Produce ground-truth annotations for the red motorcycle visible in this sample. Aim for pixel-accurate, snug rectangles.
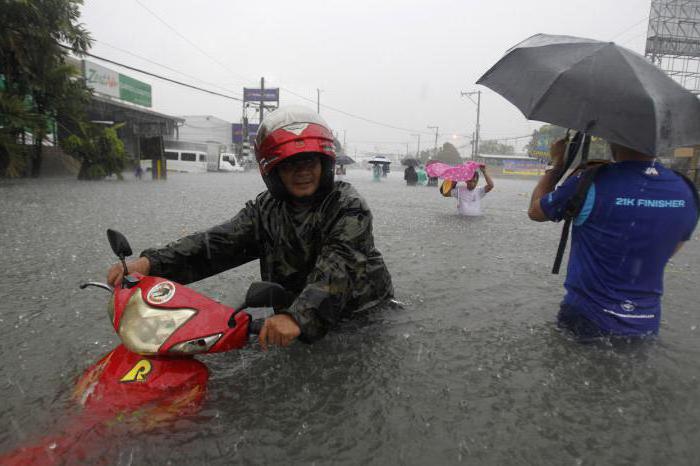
[2,229,286,465]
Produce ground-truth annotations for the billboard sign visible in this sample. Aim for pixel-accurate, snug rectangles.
[529,133,555,158]
[83,60,152,107]
[84,60,120,99]
[232,123,260,144]
[646,1,700,58]
[119,74,152,107]
[243,88,279,103]
[503,160,545,176]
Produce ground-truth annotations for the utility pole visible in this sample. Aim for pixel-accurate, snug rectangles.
[412,133,421,157]
[343,130,347,149]
[316,88,322,114]
[461,90,481,158]
[260,77,265,124]
[427,126,439,157]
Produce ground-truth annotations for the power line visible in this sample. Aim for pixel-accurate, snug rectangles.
[133,0,252,87]
[95,39,242,97]
[279,86,434,135]
[610,16,650,42]
[60,45,243,102]
[132,0,434,136]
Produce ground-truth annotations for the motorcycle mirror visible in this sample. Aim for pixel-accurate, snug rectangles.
[244,281,288,308]
[107,229,133,258]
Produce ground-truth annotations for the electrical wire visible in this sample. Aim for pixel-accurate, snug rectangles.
[59,45,243,102]
[95,39,242,97]
[132,0,435,136]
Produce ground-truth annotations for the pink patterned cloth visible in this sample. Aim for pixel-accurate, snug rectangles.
[425,161,481,182]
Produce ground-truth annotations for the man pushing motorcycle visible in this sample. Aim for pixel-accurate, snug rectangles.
[107,106,394,349]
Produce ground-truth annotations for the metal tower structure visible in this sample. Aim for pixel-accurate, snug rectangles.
[645,0,700,94]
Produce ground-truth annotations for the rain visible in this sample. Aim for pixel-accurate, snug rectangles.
[1,0,700,465]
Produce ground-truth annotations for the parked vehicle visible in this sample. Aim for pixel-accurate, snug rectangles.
[140,149,208,173]
[219,152,245,172]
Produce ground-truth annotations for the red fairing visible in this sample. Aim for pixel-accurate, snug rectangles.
[0,345,208,465]
[113,275,250,354]
[255,122,336,175]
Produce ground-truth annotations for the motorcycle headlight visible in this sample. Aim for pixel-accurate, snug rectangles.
[119,291,196,355]
[169,333,223,354]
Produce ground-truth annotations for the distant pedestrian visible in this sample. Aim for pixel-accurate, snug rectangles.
[448,165,494,216]
[416,166,428,186]
[404,166,418,186]
[134,165,144,179]
[372,164,382,182]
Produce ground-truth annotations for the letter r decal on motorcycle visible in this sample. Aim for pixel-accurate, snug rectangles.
[120,360,152,383]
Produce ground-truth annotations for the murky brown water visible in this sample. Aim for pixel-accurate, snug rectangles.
[1,169,699,464]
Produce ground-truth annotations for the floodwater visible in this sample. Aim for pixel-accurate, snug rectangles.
[0,169,699,465]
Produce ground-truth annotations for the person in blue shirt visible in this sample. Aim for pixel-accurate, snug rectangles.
[528,139,698,339]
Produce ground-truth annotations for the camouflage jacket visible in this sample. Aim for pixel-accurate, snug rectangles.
[141,181,394,342]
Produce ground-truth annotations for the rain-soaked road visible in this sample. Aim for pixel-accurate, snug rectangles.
[1,169,699,464]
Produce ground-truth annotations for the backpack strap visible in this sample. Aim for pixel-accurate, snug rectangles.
[551,164,605,274]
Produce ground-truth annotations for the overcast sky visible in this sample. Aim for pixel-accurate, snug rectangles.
[80,0,653,155]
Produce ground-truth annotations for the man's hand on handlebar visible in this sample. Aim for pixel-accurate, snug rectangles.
[107,256,151,288]
[258,314,301,351]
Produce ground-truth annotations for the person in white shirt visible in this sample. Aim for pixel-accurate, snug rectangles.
[451,165,494,216]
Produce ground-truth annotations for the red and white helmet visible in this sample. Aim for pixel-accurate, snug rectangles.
[254,106,337,199]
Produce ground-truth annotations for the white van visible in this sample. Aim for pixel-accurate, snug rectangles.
[219,153,245,172]
[141,150,208,173]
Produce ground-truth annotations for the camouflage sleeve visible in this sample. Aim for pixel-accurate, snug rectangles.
[140,201,261,284]
[285,199,375,342]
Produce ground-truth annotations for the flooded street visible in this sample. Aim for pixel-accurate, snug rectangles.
[1,170,699,465]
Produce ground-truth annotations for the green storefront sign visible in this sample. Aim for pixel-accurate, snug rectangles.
[84,60,152,108]
[119,74,151,107]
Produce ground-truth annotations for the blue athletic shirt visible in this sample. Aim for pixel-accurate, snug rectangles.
[540,161,698,336]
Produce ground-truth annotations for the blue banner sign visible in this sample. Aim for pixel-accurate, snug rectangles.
[232,123,260,144]
[243,88,279,103]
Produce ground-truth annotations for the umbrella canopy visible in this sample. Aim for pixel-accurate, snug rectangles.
[368,156,391,164]
[476,34,700,156]
[401,157,421,167]
[336,154,355,165]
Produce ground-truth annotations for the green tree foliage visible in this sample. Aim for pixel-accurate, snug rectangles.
[417,149,433,163]
[63,123,127,180]
[527,124,610,160]
[0,0,92,177]
[479,139,514,155]
[435,142,461,164]
[0,93,40,177]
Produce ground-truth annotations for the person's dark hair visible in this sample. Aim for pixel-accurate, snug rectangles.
[609,143,654,159]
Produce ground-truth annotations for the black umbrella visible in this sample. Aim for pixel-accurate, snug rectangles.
[477,34,700,156]
[401,157,421,167]
[336,154,355,165]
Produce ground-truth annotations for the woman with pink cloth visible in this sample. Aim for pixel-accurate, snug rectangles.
[427,161,495,216]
